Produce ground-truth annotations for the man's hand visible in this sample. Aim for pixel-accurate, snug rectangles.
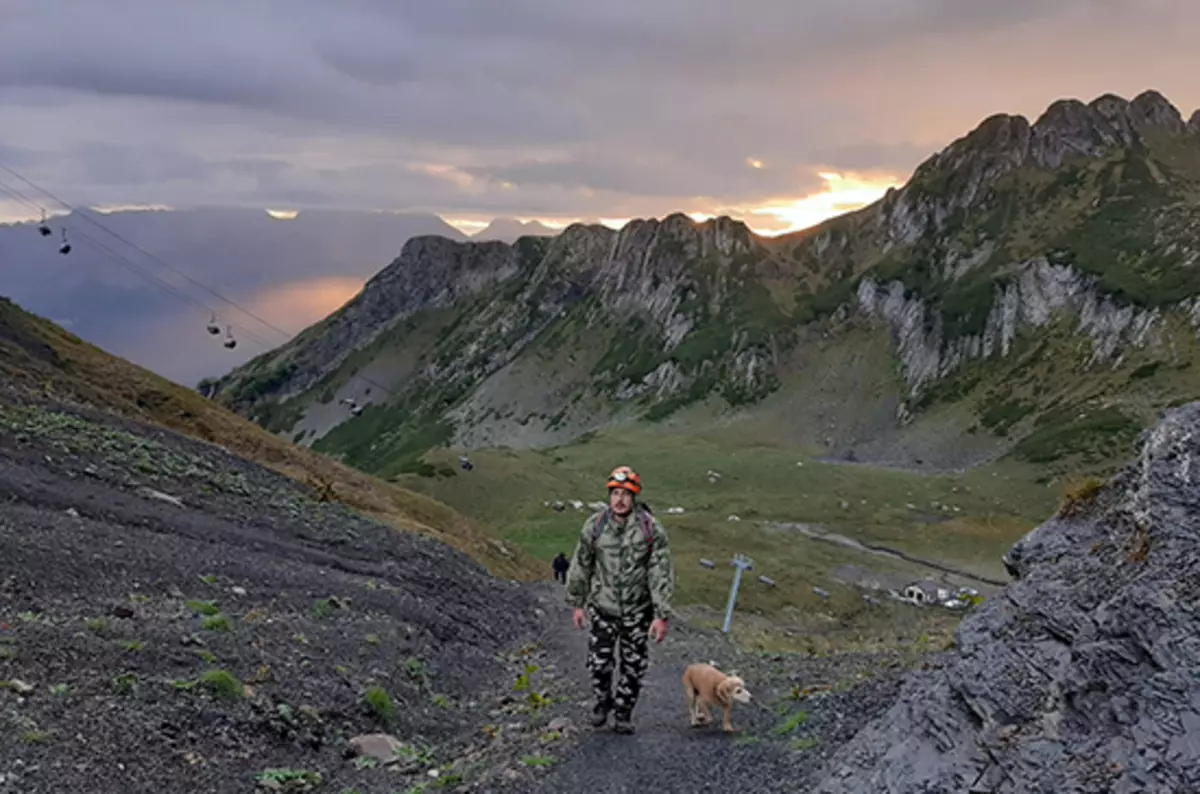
[573,608,587,630]
[649,618,669,642]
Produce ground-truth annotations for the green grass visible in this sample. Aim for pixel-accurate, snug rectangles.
[396,425,1061,623]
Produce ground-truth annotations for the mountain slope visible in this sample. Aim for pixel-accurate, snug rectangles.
[210,89,1200,481]
[0,295,538,580]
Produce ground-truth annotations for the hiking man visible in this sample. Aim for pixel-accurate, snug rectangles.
[565,465,675,734]
[552,552,570,583]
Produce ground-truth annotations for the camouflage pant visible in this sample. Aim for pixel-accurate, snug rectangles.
[586,604,653,720]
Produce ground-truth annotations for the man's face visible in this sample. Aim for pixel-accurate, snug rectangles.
[609,487,634,515]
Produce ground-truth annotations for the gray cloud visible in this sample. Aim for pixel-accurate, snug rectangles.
[0,0,1195,225]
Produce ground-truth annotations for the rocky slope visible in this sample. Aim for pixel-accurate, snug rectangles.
[210,89,1200,477]
[0,295,540,579]
[0,390,556,793]
[809,399,1200,793]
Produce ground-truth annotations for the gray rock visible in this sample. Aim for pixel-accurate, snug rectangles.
[546,717,572,734]
[347,733,407,764]
[813,402,1200,793]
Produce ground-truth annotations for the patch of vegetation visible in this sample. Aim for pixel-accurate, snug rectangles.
[254,768,323,791]
[186,599,222,616]
[1010,406,1143,464]
[226,360,299,406]
[199,669,244,699]
[251,398,305,435]
[791,277,857,325]
[1128,361,1163,381]
[201,614,233,632]
[978,396,1035,436]
[363,685,396,728]
[591,314,665,385]
[776,710,809,735]
[1057,477,1106,518]
[312,376,458,480]
[111,673,138,696]
[1050,151,1199,307]
[938,270,1010,339]
[520,755,556,768]
[312,596,350,620]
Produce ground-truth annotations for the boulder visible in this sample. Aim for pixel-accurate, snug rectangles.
[813,402,1200,793]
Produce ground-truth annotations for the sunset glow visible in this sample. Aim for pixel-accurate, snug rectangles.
[246,276,365,333]
[745,171,901,234]
[266,208,299,220]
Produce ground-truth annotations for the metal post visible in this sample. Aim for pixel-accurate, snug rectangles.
[722,554,754,633]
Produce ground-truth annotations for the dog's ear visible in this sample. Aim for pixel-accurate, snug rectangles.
[715,677,733,704]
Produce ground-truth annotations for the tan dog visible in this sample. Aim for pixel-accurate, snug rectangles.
[682,663,752,733]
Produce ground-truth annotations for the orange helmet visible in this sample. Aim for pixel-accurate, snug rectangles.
[607,466,642,495]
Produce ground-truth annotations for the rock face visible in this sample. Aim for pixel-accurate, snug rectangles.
[812,402,1200,793]
[855,258,1181,396]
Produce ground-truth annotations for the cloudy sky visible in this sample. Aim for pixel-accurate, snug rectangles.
[1,0,1197,237]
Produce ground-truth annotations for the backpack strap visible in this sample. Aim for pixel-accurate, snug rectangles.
[590,508,609,549]
[591,505,655,553]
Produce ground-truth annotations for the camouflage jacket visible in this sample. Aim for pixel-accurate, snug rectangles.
[564,506,676,621]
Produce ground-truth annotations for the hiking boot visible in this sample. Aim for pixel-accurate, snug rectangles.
[612,715,635,734]
[591,700,612,728]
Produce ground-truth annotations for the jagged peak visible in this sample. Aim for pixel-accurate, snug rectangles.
[1085,92,1130,120]
[1033,89,1187,138]
[1190,109,1200,133]
[1128,89,1188,133]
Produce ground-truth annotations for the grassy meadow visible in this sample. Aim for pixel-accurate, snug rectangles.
[394,424,1070,647]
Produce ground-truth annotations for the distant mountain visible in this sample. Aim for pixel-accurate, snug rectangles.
[208,89,1200,483]
[470,218,558,243]
[0,206,466,385]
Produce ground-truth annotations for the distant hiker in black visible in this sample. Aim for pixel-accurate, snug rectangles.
[553,552,570,583]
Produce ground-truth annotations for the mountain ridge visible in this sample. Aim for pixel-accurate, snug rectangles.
[208,88,1200,479]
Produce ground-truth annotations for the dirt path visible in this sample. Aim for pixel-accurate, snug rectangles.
[510,589,914,794]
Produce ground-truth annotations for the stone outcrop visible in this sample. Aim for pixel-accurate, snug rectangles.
[812,401,1200,793]
[855,258,1175,396]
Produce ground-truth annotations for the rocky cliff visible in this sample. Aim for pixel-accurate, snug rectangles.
[209,89,1200,477]
[811,400,1200,793]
